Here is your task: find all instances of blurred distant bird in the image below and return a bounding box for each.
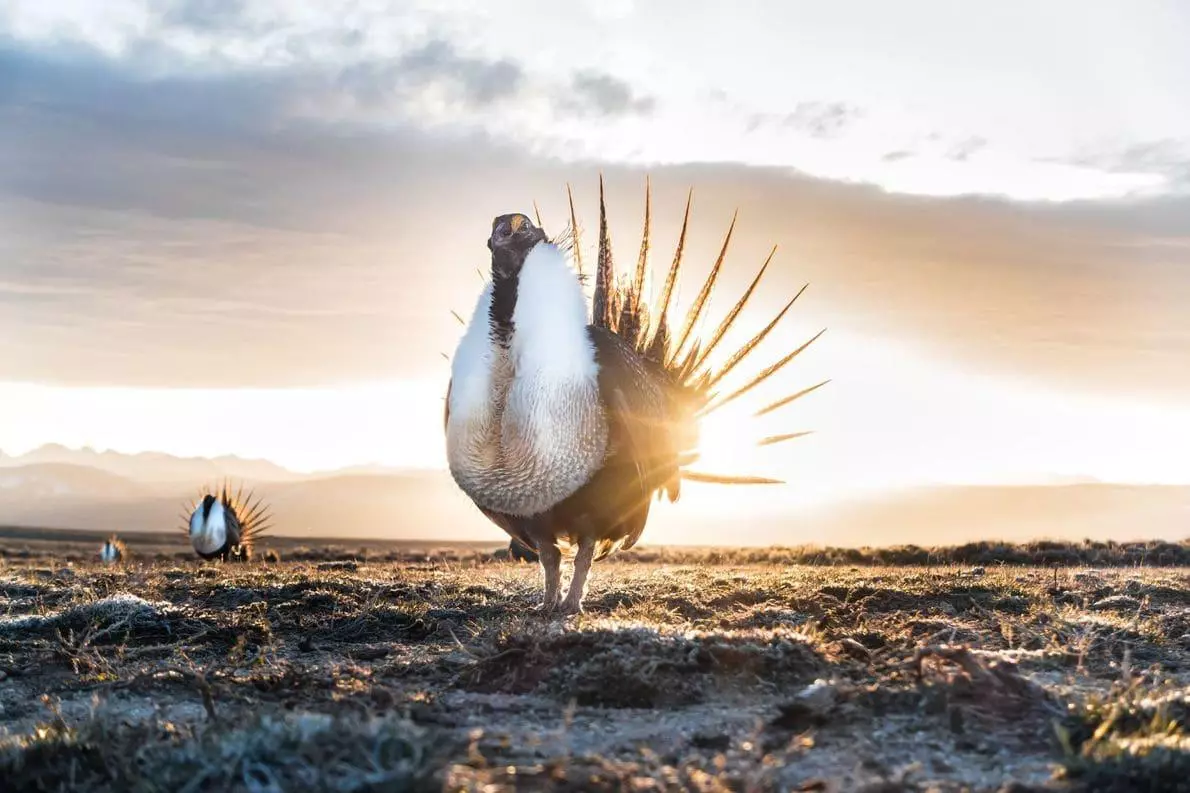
[445,179,826,615]
[182,483,272,563]
[100,535,126,565]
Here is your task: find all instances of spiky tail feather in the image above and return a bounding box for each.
[564,176,827,487]
[179,479,274,560]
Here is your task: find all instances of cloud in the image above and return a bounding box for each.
[6,2,1183,202]
[1092,139,1190,188]
[947,136,988,162]
[569,71,655,117]
[747,101,862,140]
[337,40,526,111]
[157,0,250,33]
[784,101,862,140]
[2,35,1190,409]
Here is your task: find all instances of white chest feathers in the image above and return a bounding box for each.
[190,501,229,555]
[100,542,121,563]
[445,241,608,516]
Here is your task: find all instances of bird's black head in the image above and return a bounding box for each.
[201,493,216,519]
[488,213,546,280]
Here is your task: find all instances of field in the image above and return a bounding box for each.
[2,533,1190,791]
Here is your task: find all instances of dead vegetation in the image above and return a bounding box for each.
[1,540,1188,791]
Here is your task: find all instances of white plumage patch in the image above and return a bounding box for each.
[445,240,607,517]
[447,282,496,425]
[447,241,598,428]
[505,241,600,460]
[100,542,119,563]
[509,241,597,383]
[190,501,227,556]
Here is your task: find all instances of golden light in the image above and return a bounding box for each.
[693,406,769,476]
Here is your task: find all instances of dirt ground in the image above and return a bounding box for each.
[2,538,1189,791]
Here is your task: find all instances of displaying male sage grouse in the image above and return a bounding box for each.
[182,483,272,562]
[445,180,826,615]
[99,535,126,565]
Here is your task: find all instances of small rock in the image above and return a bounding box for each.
[771,679,839,729]
[1091,594,1142,612]
[837,638,872,662]
[799,679,839,710]
[690,731,731,751]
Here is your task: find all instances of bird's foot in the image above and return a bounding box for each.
[535,596,562,616]
[556,597,584,616]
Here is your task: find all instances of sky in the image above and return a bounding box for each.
[3,1,1190,510]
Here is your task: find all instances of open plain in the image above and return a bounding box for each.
[2,531,1189,792]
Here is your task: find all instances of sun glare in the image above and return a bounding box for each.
[693,407,768,476]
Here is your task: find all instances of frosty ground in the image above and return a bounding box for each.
[1,538,1189,791]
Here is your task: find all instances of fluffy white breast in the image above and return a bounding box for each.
[100,543,118,563]
[444,240,607,516]
[504,241,601,459]
[190,501,227,555]
[447,283,496,425]
[509,241,596,381]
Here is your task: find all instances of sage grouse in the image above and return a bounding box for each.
[445,180,826,614]
[99,535,126,565]
[183,483,272,562]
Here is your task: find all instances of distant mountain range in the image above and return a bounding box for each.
[0,445,488,542]
[0,443,304,484]
[0,445,1187,547]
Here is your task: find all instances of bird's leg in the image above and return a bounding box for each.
[536,542,562,614]
[558,537,596,616]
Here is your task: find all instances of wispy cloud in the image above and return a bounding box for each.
[568,71,656,117]
[5,0,1188,200]
[1,4,1189,401]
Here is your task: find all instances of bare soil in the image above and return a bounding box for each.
[2,536,1189,791]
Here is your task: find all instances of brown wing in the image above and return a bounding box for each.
[589,326,682,510]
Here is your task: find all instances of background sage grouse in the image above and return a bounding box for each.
[183,483,272,563]
[445,179,826,615]
[100,535,126,565]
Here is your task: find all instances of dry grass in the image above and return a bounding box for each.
[2,542,1189,791]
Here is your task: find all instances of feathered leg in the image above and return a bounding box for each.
[537,543,563,614]
[558,537,596,615]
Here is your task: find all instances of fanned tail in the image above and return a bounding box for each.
[560,176,827,490]
[179,480,274,551]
